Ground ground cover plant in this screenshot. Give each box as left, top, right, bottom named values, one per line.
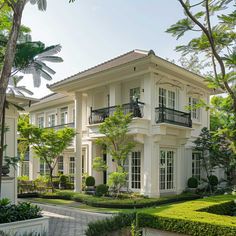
left=138, top=194, right=236, bottom=236
left=0, top=198, right=42, bottom=224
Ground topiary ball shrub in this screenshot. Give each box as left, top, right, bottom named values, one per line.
left=208, top=175, right=218, bottom=187
left=95, top=184, right=109, bottom=197
left=187, top=177, right=198, bottom=188
left=86, top=176, right=95, bottom=187
left=59, top=175, right=68, bottom=189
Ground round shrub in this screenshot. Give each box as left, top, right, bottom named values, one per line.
left=95, top=184, right=109, bottom=197
left=208, top=175, right=218, bottom=187
left=187, top=177, right=198, bottom=188
left=59, top=175, right=68, bottom=189
left=86, top=176, right=95, bottom=187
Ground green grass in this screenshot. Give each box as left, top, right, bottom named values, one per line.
left=138, top=195, right=236, bottom=236
left=26, top=198, right=130, bottom=213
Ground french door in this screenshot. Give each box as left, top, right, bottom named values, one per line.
left=160, top=149, right=175, bottom=191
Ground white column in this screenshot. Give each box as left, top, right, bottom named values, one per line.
left=74, top=92, right=83, bottom=192
left=142, top=136, right=160, bottom=197
left=176, top=144, right=186, bottom=194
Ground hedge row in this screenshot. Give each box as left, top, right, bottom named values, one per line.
left=36, top=191, right=200, bottom=208
left=138, top=195, right=236, bottom=236
left=85, top=212, right=136, bottom=236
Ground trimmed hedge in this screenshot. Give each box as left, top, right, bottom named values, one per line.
left=85, top=212, right=135, bottom=236
left=138, top=195, right=236, bottom=236
left=37, top=191, right=200, bottom=209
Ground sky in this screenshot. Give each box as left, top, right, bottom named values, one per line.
left=21, top=0, right=188, bottom=98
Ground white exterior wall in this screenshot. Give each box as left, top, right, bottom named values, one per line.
left=27, top=55, right=217, bottom=197
left=2, top=106, right=19, bottom=203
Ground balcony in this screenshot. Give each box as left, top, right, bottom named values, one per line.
left=155, top=107, right=192, bottom=128
left=89, top=101, right=145, bottom=125
left=45, top=122, right=75, bottom=130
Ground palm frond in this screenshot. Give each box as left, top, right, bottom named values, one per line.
left=29, top=0, right=47, bottom=11
left=39, top=55, right=63, bottom=63
left=34, top=61, right=56, bottom=74
left=37, top=44, right=62, bottom=58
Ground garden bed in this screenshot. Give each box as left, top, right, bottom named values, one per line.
left=32, top=191, right=200, bottom=209
left=138, top=195, right=236, bottom=236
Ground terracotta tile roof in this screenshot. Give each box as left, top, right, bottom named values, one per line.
left=49, top=49, right=150, bottom=88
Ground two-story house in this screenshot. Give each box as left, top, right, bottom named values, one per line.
left=28, top=49, right=222, bottom=197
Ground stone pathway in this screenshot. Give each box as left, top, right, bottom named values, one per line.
left=32, top=203, right=110, bottom=236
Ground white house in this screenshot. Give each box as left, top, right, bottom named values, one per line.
left=28, top=49, right=222, bottom=197
left=1, top=94, right=32, bottom=203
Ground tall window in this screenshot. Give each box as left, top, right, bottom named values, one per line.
left=40, top=159, right=49, bottom=175
left=57, top=156, right=64, bottom=174
left=130, top=87, right=140, bottom=102
left=69, top=157, right=75, bottom=174
left=159, top=88, right=176, bottom=109
left=189, top=97, right=200, bottom=121
left=160, top=150, right=174, bottom=190
left=123, top=158, right=130, bottom=189
left=38, top=116, right=44, bottom=128
left=131, top=151, right=141, bottom=189
left=60, top=107, right=68, bottom=124
left=48, top=114, right=56, bottom=127
left=192, top=152, right=201, bottom=181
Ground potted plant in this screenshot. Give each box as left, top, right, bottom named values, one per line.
left=2, top=156, right=19, bottom=176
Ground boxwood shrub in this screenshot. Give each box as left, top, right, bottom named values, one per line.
left=38, top=191, right=200, bottom=209
left=85, top=212, right=136, bottom=236
left=138, top=195, right=236, bottom=236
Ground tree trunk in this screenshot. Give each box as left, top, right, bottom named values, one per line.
left=0, top=99, right=6, bottom=197
left=0, top=0, right=26, bottom=143
left=49, top=167, right=54, bottom=192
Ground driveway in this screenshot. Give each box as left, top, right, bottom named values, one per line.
left=32, top=203, right=110, bottom=236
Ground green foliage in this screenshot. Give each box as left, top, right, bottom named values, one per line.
left=208, top=175, right=219, bottom=187
left=85, top=176, right=95, bottom=187
left=38, top=191, right=199, bottom=209
left=187, top=177, right=198, bottom=188
left=107, top=170, right=127, bottom=195
left=17, top=175, right=29, bottom=181
left=95, top=184, right=109, bottom=197
left=138, top=195, right=236, bottom=236
left=59, top=175, right=68, bottom=189
left=0, top=198, right=11, bottom=207
left=0, top=202, right=42, bottom=224
left=18, top=119, right=76, bottom=191
left=97, top=106, right=135, bottom=168
left=85, top=212, right=136, bottom=236
left=92, top=157, right=107, bottom=172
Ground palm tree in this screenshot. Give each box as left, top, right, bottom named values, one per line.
left=0, top=0, right=75, bottom=155
left=0, top=41, right=63, bottom=196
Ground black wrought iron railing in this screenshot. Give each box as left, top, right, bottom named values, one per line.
left=45, top=122, right=75, bottom=130
left=155, top=107, right=192, bottom=128
left=89, top=102, right=145, bottom=124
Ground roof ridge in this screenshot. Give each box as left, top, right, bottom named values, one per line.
left=49, top=49, right=149, bottom=88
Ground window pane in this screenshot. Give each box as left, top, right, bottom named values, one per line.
left=131, top=151, right=141, bottom=189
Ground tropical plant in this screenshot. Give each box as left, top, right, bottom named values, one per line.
left=0, top=0, right=75, bottom=197
left=166, top=0, right=236, bottom=164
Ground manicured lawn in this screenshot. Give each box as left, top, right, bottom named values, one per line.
left=25, top=198, right=129, bottom=213
left=138, top=194, right=236, bottom=236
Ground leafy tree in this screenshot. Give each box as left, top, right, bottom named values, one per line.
left=95, top=107, right=135, bottom=195
left=97, top=107, right=135, bottom=169
left=193, top=127, right=216, bottom=193
left=166, top=0, right=236, bottom=112
left=18, top=121, right=76, bottom=191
